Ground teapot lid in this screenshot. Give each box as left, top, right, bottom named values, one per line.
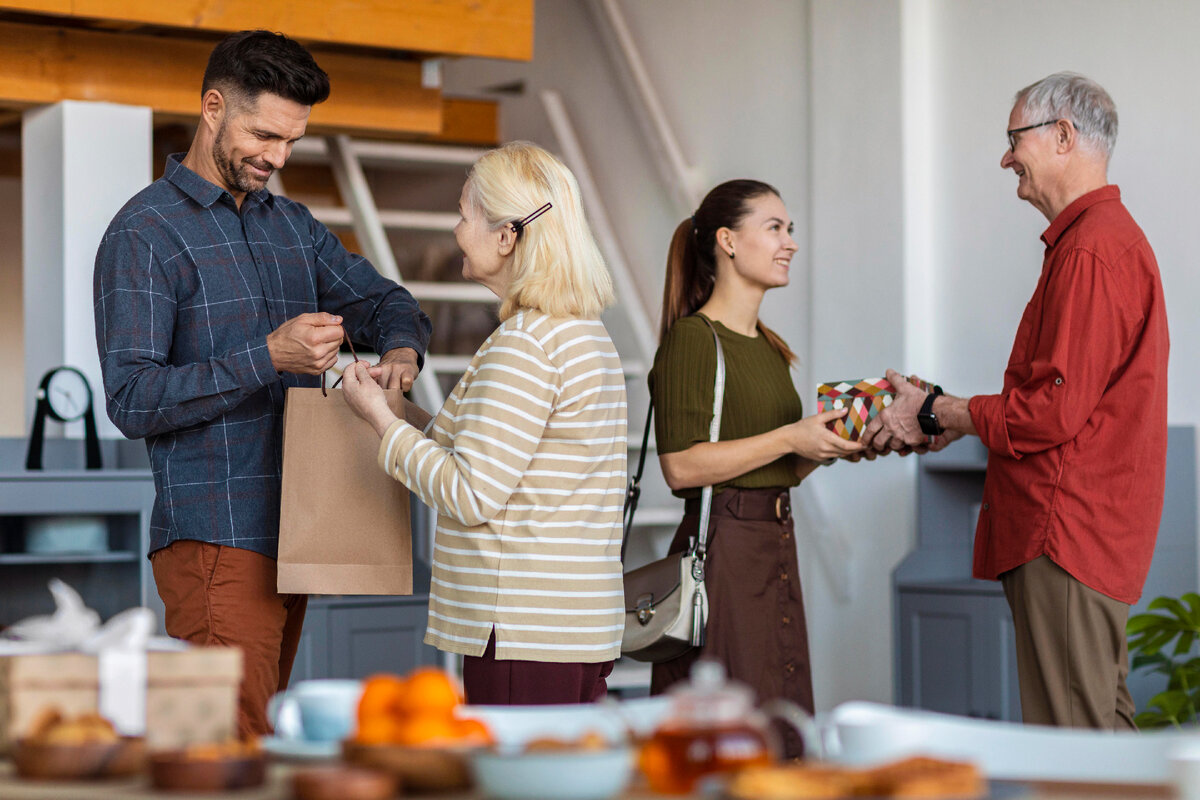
left=664, top=660, right=757, bottom=726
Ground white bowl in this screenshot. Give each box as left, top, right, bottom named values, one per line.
left=458, top=696, right=671, bottom=749
left=470, top=746, right=635, bottom=800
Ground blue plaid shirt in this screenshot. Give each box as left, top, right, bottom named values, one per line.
left=94, top=154, right=431, bottom=558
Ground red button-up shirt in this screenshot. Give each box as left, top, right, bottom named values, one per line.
left=968, top=185, right=1169, bottom=604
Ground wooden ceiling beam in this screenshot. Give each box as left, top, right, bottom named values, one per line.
left=0, top=0, right=534, bottom=61
left=0, top=21, right=443, bottom=138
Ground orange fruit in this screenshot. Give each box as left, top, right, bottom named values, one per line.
left=394, top=668, right=463, bottom=718
left=394, top=713, right=460, bottom=746
left=358, top=674, right=406, bottom=727
left=355, top=716, right=401, bottom=745
left=452, top=717, right=493, bottom=746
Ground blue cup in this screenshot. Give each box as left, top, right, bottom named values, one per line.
left=268, top=679, right=363, bottom=742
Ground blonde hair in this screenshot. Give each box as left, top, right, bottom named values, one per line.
left=465, top=141, right=614, bottom=320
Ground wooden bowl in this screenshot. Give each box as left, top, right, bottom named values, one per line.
left=148, top=749, right=267, bottom=792
left=293, top=765, right=398, bottom=800
left=342, top=740, right=474, bottom=793
left=13, top=736, right=145, bottom=780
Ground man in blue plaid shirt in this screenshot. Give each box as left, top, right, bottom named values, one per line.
left=93, top=30, right=431, bottom=736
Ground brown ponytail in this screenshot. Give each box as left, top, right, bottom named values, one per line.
left=659, top=179, right=797, bottom=365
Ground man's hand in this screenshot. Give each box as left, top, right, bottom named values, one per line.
left=369, top=348, right=420, bottom=392
left=341, top=361, right=399, bottom=438
left=861, top=368, right=930, bottom=452
left=267, top=313, right=344, bottom=374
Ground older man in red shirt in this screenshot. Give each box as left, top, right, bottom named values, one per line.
left=864, top=72, right=1169, bottom=730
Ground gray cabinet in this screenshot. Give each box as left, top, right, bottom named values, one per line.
left=0, top=439, right=159, bottom=628
left=291, top=560, right=440, bottom=681
left=0, top=438, right=440, bottom=682
left=894, top=427, right=1197, bottom=721
left=897, top=583, right=1020, bottom=721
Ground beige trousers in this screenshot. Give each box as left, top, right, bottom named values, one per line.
left=1000, top=555, right=1136, bottom=730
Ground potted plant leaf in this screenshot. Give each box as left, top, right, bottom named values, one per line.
left=1127, top=592, right=1200, bottom=728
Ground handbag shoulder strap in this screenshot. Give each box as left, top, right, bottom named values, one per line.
left=620, top=314, right=727, bottom=559
left=620, top=395, right=654, bottom=562
left=694, top=314, right=726, bottom=560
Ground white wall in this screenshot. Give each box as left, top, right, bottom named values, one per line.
left=922, top=0, right=1200, bottom=417
left=448, top=0, right=1200, bottom=711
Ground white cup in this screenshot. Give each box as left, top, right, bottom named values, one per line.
left=267, top=679, right=362, bottom=742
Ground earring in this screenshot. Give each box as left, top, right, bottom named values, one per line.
left=729, top=249, right=735, bottom=259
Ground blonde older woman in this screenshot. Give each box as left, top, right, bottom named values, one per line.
left=341, top=142, right=626, bottom=704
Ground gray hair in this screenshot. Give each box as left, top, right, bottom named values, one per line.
left=1015, top=72, right=1118, bottom=159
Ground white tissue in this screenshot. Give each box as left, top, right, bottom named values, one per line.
left=2, top=579, right=102, bottom=650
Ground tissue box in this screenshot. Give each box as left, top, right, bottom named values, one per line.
left=0, top=646, right=241, bottom=753
left=816, top=376, right=935, bottom=441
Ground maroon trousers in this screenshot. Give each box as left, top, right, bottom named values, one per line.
left=150, top=540, right=307, bottom=738
left=462, top=631, right=613, bottom=705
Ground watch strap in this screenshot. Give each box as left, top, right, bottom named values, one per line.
left=918, top=390, right=944, bottom=436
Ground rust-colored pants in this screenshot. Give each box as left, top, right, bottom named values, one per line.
left=150, top=540, right=308, bottom=738
left=462, top=630, right=613, bottom=705
left=1001, top=555, right=1136, bottom=730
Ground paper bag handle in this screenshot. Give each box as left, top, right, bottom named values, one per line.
left=321, top=332, right=360, bottom=397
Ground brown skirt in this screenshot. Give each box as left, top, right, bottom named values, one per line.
left=650, top=487, right=813, bottom=757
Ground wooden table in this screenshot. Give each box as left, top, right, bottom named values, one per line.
left=0, top=761, right=1174, bottom=800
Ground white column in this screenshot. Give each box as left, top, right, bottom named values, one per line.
left=23, top=101, right=152, bottom=441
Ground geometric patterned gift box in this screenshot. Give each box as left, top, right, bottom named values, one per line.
left=816, top=376, right=935, bottom=441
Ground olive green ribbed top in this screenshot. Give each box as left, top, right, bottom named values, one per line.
left=649, top=314, right=803, bottom=499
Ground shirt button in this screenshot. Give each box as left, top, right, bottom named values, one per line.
left=1054, top=377, right=1063, bottom=385
left=785, top=663, right=796, bottom=674
left=982, top=503, right=989, bottom=511
left=781, top=616, right=791, bottom=625
left=780, top=571, right=789, bottom=582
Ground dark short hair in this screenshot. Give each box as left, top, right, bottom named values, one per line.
left=202, top=30, right=330, bottom=108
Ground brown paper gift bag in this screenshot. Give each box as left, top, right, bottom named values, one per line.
left=278, top=386, right=414, bottom=595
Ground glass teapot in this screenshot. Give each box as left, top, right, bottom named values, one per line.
left=638, top=660, right=817, bottom=794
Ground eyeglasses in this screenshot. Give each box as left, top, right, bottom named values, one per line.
left=1007, top=119, right=1059, bottom=152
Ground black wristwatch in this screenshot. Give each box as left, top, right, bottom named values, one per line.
left=917, top=385, right=945, bottom=436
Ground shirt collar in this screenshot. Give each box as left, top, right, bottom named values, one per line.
left=163, top=152, right=276, bottom=210
left=1041, top=184, right=1120, bottom=248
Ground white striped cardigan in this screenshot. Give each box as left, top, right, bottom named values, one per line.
left=377, top=309, right=628, bottom=662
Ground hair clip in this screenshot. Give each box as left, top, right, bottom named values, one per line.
left=510, top=202, right=553, bottom=237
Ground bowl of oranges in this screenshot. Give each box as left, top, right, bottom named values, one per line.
left=342, top=667, right=492, bottom=792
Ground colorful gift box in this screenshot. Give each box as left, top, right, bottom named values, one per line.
left=0, top=646, right=241, bottom=753
left=816, top=376, right=935, bottom=441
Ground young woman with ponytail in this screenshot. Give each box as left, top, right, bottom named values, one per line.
left=649, top=180, right=860, bottom=755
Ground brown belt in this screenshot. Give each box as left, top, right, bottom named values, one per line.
left=684, top=487, right=792, bottom=523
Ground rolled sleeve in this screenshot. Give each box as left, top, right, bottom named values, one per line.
left=969, top=393, right=1015, bottom=458
left=972, top=249, right=1136, bottom=460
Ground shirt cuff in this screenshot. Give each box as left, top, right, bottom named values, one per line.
left=969, top=393, right=1018, bottom=459
left=245, top=336, right=280, bottom=387
left=377, top=338, right=427, bottom=369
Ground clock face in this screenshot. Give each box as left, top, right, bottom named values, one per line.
left=45, top=368, right=92, bottom=422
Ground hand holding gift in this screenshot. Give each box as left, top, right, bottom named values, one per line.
left=817, top=370, right=959, bottom=459
left=857, top=369, right=963, bottom=453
